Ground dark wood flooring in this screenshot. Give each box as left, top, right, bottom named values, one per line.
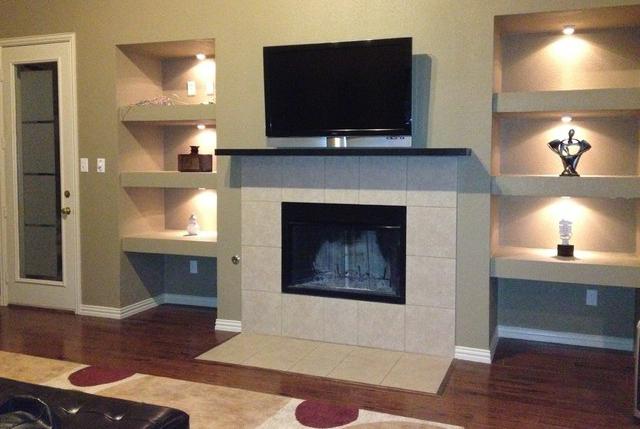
left=0, top=304, right=637, bottom=428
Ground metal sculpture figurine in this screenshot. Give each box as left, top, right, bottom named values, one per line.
left=547, top=128, right=591, bottom=177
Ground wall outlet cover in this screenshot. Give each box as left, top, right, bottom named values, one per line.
left=80, top=158, right=88, bottom=172
left=586, top=289, right=598, bottom=306
left=97, top=158, right=106, bottom=173
left=190, top=260, right=198, bottom=274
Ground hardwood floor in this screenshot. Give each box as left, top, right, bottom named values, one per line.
left=0, top=304, right=637, bottom=428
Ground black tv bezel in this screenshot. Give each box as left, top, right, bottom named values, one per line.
left=263, top=37, right=412, bottom=138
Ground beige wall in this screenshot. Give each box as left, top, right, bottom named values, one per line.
left=0, top=0, right=635, bottom=349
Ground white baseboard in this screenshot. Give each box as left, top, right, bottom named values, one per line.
left=78, top=296, right=159, bottom=319
left=160, top=294, right=217, bottom=308
left=454, top=346, right=492, bottom=364
left=78, top=294, right=217, bottom=320
left=215, top=318, right=242, bottom=332
left=498, top=325, right=634, bottom=352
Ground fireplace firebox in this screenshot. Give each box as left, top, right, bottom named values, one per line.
left=282, top=202, right=406, bottom=304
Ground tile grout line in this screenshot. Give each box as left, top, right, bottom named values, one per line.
left=325, top=345, right=359, bottom=379
left=378, top=353, right=404, bottom=386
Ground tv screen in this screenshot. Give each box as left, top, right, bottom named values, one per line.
left=264, top=37, right=412, bottom=138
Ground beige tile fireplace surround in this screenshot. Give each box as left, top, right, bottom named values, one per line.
left=240, top=156, right=458, bottom=357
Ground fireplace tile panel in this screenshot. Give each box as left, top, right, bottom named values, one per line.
left=239, top=155, right=457, bottom=356
left=323, top=298, right=358, bottom=345
left=282, top=157, right=325, bottom=203
left=406, top=206, right=456, bottom=258
left=241, top=246, right=281, bottom=293
left=282, top=294, right=324, bottom=341
left=359, top=157, right=407, bottom=206
left=324, top=157, right=359, bottom=204
left=407, top=157, right=458, bottom=208
left=406, top=256, right=456, bottom=308
left=405, top=305, right=455, bottom=357
left=357, top=301, right=405, bottom=351
left=241, top=157, right=283, bottom=202
left=241, top=201, right=281, bottom=247
left=242, top=290, right=282, bottom=336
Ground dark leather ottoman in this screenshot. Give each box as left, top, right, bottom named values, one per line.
left=0, top=377, right=188, bottom=429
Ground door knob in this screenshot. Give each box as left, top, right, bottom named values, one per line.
left=61, top=207, right=71, bottom=216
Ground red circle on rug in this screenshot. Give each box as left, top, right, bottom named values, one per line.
left=295, top=400, right=359, bottom=428
left=68, top=366, right=135, bottom=387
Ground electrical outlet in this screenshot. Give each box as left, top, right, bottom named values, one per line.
left=189, top=260, right=198, bottom=274
left=97, top=158, right=106, bottom=173
left=187, top=80, right=196, bottom=96
left=80, top=158, right=88, bottom=172
left=586, top=289, right=598, bottom=306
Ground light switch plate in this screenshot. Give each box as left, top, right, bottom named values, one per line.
left=80, top=158, right=88, bottom=172
left=97, top=158, right=106, bottom=173
left=586, top=289, right=598, bottom=306
left=189, top=260, right=198, bottom=274
left=187, top=80, right=196, bottom=96
left=205, top=81, right=214, bottom=96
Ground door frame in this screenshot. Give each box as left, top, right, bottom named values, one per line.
left=0, top=33, right=81, bottom=312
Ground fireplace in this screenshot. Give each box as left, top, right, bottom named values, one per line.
left=282, top=202, right=406, bottom=304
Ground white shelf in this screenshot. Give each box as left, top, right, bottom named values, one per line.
left=491, top=246, right=640, bottom=288
left=119, top=104, right=216, bottom=124
left=122, top=230, right=217, bottom=257
left=493, top=88, right=640, bottom=114
left=491, top=175, right=640, bottom=199
left=121, top=171, right=216, bottom=189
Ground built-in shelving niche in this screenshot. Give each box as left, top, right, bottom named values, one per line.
left=490, top=5, right=640, bottom=349
left=116, top=39, right=217, bottom=304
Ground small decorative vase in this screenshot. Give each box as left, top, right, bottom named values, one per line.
left=178, top=145, right=213, bottom=172
left=186, top=213, right=200, bottom=236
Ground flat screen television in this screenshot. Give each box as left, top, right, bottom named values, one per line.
left=263, top=37, right=412, bottom=138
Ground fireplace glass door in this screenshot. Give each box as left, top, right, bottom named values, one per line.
left=282, top=202, right=406, bottom=304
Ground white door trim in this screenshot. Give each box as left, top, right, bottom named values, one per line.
left=0, top=33, right=81, bottom=312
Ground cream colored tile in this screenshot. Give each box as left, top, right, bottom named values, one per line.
left=282, top=157, right=325, bottom=202
left=357, top=301, right=405, bottom=351
left=282, top=294, right=324, bottom=341
left=324, top=157, right=359, bottom=204
left=405, top=306, right=455, bottom=357
left=241, top=157, right=283, bottom=201
left=196, top=334, right=270, bottom=364
left=289, top=342, right=354, bottom=377
left=243, top=337, right=319, bottom=371
left=329, top=346, right=402, bottom=384
left=242, top=290, right=282, bottom=336
left=241, top=201, right=281, bottom=247
left=241, top=246, right=281, bottom=292
left=406, top=256, right=456, bottom=308
left=407, top=157, right=457, bottom=207
left=406, top=206, right=456, bottom=258
left=359, top=157, right=407, bottom=206
left=323, top=298, right=358, bottom=345
left=381, top=353, right=452, bottom=394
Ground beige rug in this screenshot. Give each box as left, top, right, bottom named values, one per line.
left=197, top=333, right=452, bottom=394
left=0, top=351, right=461, bottom=428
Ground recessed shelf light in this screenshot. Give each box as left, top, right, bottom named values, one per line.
left=561, top=115, right=573, bottom=123
left=195, top=53, right=206, bottom=61
left=197, top=124, right=206, bottom=130
left=562, top=25, right=575, bottom=35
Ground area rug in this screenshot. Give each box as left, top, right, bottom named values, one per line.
left=197, top=333, right=452, bottom=395
left=0, top=351, right=461, bottom=428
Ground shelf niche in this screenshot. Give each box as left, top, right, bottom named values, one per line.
left=117, top=38, right=218, bottom=267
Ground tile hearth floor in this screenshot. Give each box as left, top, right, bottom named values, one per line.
left=197, top=333, right=451, bottom=394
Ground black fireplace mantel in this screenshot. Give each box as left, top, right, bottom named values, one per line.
left=215, top=147, right=471, bottom=157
